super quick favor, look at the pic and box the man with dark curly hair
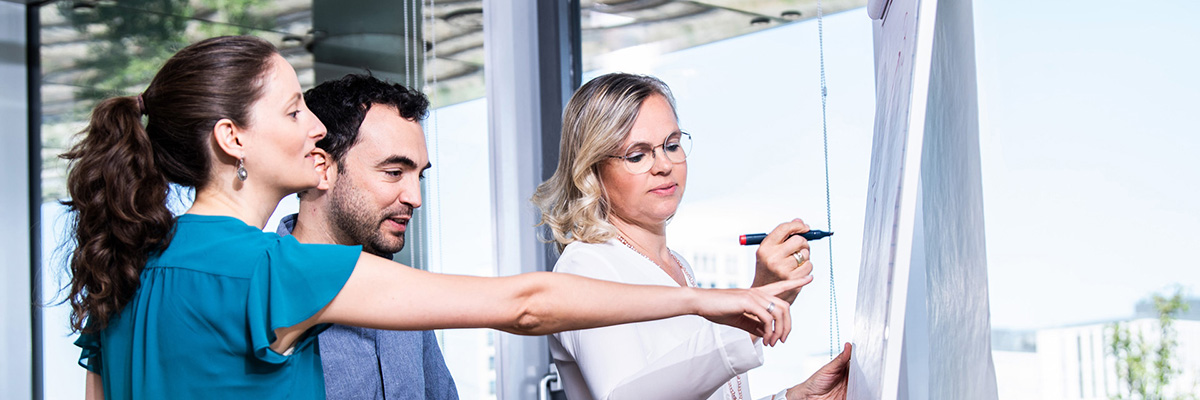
[277,73,456,399]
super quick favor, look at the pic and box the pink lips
[649,183,677,196]
[384,217,410,232]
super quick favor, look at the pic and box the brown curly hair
[60,36,277,333]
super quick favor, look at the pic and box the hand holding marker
[739,230,834,246]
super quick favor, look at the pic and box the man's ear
[313,149,335,191]
[212,118,245,159]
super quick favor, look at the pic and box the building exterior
[675,244,757,290]
[994,299,1200,400]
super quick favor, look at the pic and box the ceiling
[38,0,867,109]
[34,0,865,200]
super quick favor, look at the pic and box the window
[39,3,319,397]
[977,1,1200,398]
[35,1,498,398]
[26,1,1197,399]
[579,3,874,395]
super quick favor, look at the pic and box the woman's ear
[312,149,335,191]
[212,118,244,159]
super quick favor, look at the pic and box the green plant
[1108,286,1192,400]
[58,0,271,103]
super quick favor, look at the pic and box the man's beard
[328,182,412,258]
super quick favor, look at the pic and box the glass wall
[577,1,1200,398]
[35,1,497,398]
[578,2,873,395]
[976,1,1200,398]
[35,1,876,398]
[27,0,1199,399]
[422,96,497,399]
[38,3,316,397]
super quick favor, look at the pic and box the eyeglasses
[606,131,692,174]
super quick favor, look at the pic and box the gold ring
[792,252,807,266]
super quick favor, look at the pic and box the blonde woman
[533,73,851,400]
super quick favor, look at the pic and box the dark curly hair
[60,36,278,333]
[303,73,430,170]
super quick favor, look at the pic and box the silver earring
[236,158,248,181]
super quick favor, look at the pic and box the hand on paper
[787,342,851,400]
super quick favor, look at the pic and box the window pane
[39,2,313,397]
[579,2,873,396]
[977,1,1200,398]
[581,1,1200,399]
[422,97,498,400]
[37,1,495,398]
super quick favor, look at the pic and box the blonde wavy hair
[532,73,678,253]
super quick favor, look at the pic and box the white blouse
[550,239,786,400]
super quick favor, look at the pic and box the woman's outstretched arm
[272,252,810,353]
[85,371,103,400]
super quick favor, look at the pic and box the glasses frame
[605,131,692,174]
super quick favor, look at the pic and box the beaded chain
[727,374,745,400]
[616,235,694,287]
[615,235,742,400]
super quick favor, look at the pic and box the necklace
[615,235,694,287]
[615,235,739,399]
[727,374,744,400]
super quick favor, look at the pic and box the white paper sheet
[850,0,999,398]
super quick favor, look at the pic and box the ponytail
[61,95,174,333]
[60,35,278,333]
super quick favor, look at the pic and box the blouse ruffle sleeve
[246,235,361,364]
[75,330,102,374]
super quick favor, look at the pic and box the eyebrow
[376,155,433,172]
[284,93,301,109]
[626,130,683,147]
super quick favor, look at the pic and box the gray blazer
[277,214,459,400]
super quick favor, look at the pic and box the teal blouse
[76,214,361,399]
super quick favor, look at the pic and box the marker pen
[739,230,834,245]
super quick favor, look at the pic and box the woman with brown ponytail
[63,36,807,400]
